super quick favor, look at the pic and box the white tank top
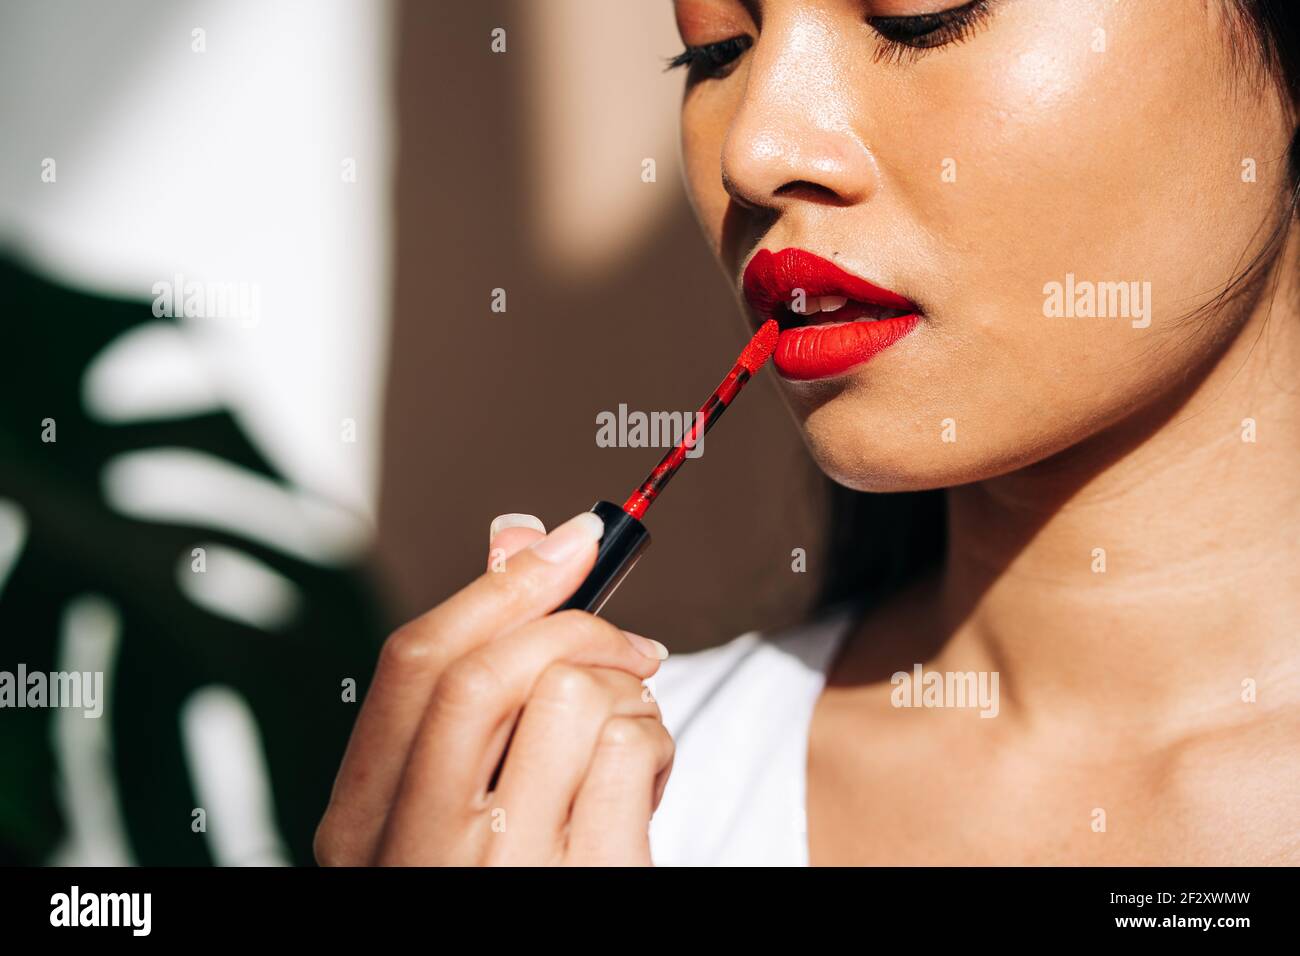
[647,609,853,866]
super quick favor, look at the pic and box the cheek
[681,91,739,258]
[839,0,1291,471]
[894,0,1287,340]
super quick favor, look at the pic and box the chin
[800,431,954,495]
[799,405,1070,496]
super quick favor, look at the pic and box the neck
[937,267,1300,736]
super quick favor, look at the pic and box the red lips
[742,248,920,380]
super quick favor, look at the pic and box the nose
[720,15,878,211]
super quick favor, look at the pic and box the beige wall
[378,0,827,651]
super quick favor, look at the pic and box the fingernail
[623,631,669,660]
[530,511,604,564]
[489,513,546,543]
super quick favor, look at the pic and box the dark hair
[815,0,1300,612]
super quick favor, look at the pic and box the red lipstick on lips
[742,248,920,380]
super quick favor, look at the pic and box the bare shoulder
[1153,704,1300,865]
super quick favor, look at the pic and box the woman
[315,0,1300,865]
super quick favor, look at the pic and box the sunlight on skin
[673,0,1300,865]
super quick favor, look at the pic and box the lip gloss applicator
[557,318,780,614]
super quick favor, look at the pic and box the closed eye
[868,0,995,63]
[665,35,753,79]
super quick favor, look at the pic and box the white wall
[0,0,394,520]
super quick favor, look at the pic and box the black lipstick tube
[556,501,651,614]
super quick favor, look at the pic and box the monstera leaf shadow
[0,253,391,865]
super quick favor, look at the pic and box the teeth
[781,297,909,323]
[787,294,850,314]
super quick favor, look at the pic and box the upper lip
[741,248,919,330]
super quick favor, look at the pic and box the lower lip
[773,314,920,380]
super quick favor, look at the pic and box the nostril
[773,179,853,206]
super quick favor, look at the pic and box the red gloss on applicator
[558,319,780,614]
[623,318,779,520]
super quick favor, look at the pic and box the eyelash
[666,0,994,77]
[869,0,994,64]
[664,36,752,78]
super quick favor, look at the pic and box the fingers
[485,666,661,863]
[462,616,666,799]
[318,510,603,865]
[486,513,546,572]
[566,716,675,866]
[375,612,663,863]
[421,511,604,654]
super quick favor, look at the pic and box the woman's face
[675,0,1293,491]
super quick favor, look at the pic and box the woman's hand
[314,511,673,866]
